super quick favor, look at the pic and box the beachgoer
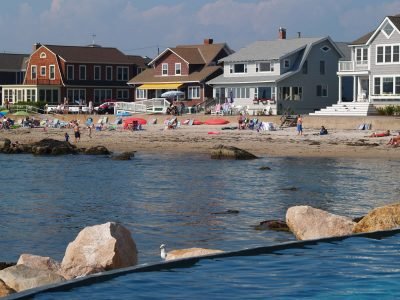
[387,132,400,146]
[88,100,93,114]
[65,132,70,142]
[320,126,328,135]
[369,130,390,138]
[238,113,245,130]
[296,115,303,135]
[73,122,80,143]
[88,125,92,138]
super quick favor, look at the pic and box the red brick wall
[154,51,189,76]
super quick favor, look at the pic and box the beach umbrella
[0,110,9,115]
[0,112,6,117]
[12,111,30,117]
[161,91,185,98]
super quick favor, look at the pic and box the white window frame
[373,75,400,95]
[355,48,368,65]
[94,65,101,80]
[136,89,147,100]
[79,65,86,80]
[175,63,181,75]
[49,65,55,80]
[162,63,168,76]
[256,62,274,73]
[188,86,200,99]
[40,52,47,59]
[117,66,129,81]
[106,66,113,81]
[67,65,74,80]
[229,63,247,74]
[376,44,400,64]
[382,22,395,38]
[31,65,37,80]
[40,66,46,77]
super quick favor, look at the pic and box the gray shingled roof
[351,15,400,45]
[219,37,323,63]
[208,73,282,85]
[0,53,29,71]
[335,42,351,60]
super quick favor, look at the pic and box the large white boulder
[286,205,356,240]
[61,222,138,279]
[0,265,65,292]
[0,279,15,297]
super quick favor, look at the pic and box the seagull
[160,244,167,260]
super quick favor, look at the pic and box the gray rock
[286,205,355,240]
[30,139,77,155]
[253,220,290,232]
[111,151,135,160]
[0,138,11,152]
[211,145,257,160]
[84,145,110,155]
[0,265,65,292]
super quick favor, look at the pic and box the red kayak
[123,117,147,129]
[193,120,204,125]
[203,119,230,125]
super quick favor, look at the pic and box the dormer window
[383,22,394,37]
[40,52,47,59]
[256,62,274,72]
[230,63,247,73]
[283,59,290,68]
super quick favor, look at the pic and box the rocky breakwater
[0,138,112,156]
[0,222,138,296]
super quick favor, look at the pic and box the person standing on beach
[296,115,303,135]
[73,122,80,143]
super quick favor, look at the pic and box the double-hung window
[94,66,101,80]
[162,63,168,76]
[175,63,181,75]
[316,84,328,97]
[40,66,46,77]
[117,66,128,81]
[31,66,37,80]
[106,66,113,81]
[49,65,55,80]
[79,65,86,80]
[188,86,200,99]
[67,65,74,80]
[230,63,247,73]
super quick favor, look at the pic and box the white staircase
[309,102,378,116]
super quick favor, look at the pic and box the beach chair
[107,117,123,130]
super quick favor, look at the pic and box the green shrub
[376,105,400,116]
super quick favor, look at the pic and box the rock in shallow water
[211,145,257,160]
[353,203,400,233]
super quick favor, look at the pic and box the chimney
[278,27,286,40]
[204,38,214,45]
[297,32,301,38]
[33,42,41,51]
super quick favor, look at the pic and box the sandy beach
[1,115,400,159]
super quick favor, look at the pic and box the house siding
[278,40,341,114]
[154,52,189,77]
[25,47,62,85]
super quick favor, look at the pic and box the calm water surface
[0,153,399,265]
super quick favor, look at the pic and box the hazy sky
[1,0,399,58]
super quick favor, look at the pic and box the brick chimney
[279,27,286,40]
[204,38,214,45]
[33,42,41,51]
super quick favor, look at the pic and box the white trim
[375,44,400,65]
[117,66,129,81]
[187,86,200,99]
[256,62,274,73]
[162,63,168,76]
[148,48,190,66]
[49,65,55,80]
[40,66,46,77]
[175,62,181,75]
[31,65,37,80]
[40,52,47,59]
[382,21,395,38]
[366,17,400,45]
[372,74,400,96]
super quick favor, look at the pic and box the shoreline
[1,122,399,159]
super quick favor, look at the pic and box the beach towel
[358,124,365,130]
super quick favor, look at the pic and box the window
[377,45,400,64]
[394,46,399,63]
[256,62,273,72]
[316,85,328,97]
[67,65,74,80]
[67,89,86,103]
[162,63,168,76]
[106,66,113,81]
[188,86,200,99]
[175,63,181,75]
[279,86,302,100]
[40,52,47,58]
[136,89,147,99]
[374,77,381,95]
[94,89,112,103]
[31,65,37,80]
[396,77,400,94]
[26,89,36,102]
[321,46,331,52]
[283,60,290,68]
[383,22,394,37]
[117,66,129,81]
[383,77,393,94]
[137,67,145,74]
[79,65,86,80]
[94,66,101,80]
[356,48,368,65]
[117,89,129,100]
[320,61,325,75]
[230,63,247,73]
[49,65,55,80]
[40,66,46,76]
[302,60,308,74]
[257,87,272,99]
[377,46,384,63]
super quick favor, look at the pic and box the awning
[138,83,182,90]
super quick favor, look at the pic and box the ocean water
[0,153,399,264]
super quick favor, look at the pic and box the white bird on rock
[159,243,223,261]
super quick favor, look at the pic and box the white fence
[115,98,170,114]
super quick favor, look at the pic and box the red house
[128,39,234,106]
[1,43,150,106]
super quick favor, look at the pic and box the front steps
[309,102,378,116]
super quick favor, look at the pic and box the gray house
[207,28,344,115]
[313,14,400,116]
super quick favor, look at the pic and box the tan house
[128,39,234,106]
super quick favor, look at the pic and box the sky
[0,0,399,58]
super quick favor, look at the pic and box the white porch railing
[338,61,369,72]
[115,98,170,114]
